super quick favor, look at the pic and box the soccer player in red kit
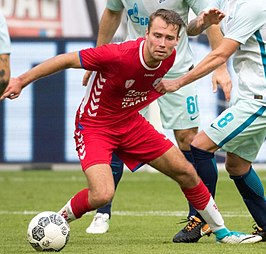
[1,9,261,243]
[75,34,175,171]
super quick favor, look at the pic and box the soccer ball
[27,211,70,252]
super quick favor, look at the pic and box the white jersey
[0,11,11,54]
[107,0,209,78]
[210,0,266,102]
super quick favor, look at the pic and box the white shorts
[205,98,266,162]
[158,81,200,130]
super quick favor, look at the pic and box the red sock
[182,180,211,210]
[70,188,93,218]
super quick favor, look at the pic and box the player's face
[144,17,179,66]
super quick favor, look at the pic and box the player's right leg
[86,153,124,234]
[59,127,118,223]
[59,164,115,223]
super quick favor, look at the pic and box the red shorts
[74,114,173,172]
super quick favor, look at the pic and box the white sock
[197,196,225,232]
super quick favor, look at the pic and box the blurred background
[1,0,265,168]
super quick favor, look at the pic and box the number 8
[217,113,234,128]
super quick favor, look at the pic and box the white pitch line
[0,210,251,218]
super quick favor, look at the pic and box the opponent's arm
[155,38,239,101]
[1,52,81,100]
[82,8,123,85]
[205,23,233,101]
[97,8,123,46]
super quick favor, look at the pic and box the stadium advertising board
[1,0,62,37]
[1,38,266,163]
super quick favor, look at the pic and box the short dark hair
[148,9,185,37]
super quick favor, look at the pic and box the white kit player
[156,0,266,242]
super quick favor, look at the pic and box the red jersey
[77,37,176,127]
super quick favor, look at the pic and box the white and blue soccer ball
[27,211,70,252]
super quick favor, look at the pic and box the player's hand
[0,77,23,100]
[201,8,225,27]
[82,70,92,86]
[154,79,181,94]
[212,64,232,102]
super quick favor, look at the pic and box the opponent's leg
[226,153,266,241]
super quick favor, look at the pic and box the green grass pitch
[0,169,266,253]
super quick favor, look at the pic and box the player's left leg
[158,87,218,243]
[86,153,124,234]
[149,145,262,244]
[226,153,266,241]
[173,128,217,243]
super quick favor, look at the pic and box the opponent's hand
[0,77,23,100]
[82,70,92,86]
[212,65,232,102]
[201,8,225,27]
[187,8,225,36]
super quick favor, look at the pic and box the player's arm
[82,8,123,85]
[155,38,239,99]
[0,53,10,96]
[0,52,81,100]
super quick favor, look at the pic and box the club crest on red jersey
[125,79,135,89]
